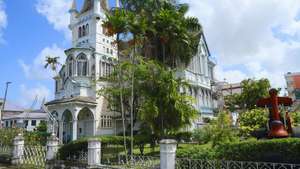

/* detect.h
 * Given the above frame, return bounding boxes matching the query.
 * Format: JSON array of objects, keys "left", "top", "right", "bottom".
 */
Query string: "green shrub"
[
  {"left": 177, "top": 138, "right": 300, "bottom": 163},
  {"left": 192, "top": 112, "right": 238, "bottom": 146},
  {"left": 59, "top": 136, "right": 131, "bottom": 160},
  {"left": 239, "top": 109, "right": 268, "bottom": 137},
  {"left": 177, "top": 144, "right": 216, "bottom": 160},
  {"left": 291, "top": 112, "right": 300, "bottom": 126},
  {"left": 0, "top": 128, "right": 49, "bottom": 146},
  {"left": 192, "top": 125, "right": 214, "bottom": 144},
  {"left": 217, "top": 138, "right": 300, "bottom": 163}
]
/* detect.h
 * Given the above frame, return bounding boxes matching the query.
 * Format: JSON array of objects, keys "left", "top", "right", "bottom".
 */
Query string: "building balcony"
[{"left": 176, "top": 70, "right": 211, "bottom": 89}]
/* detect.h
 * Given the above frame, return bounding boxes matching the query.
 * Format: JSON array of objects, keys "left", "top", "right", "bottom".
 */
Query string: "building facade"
[
  {"left": 45, "top": 0, "right": 216, "bottom": 143},
  {"left": 285, "top": 72, "right": 300, "bottom": 111},
  {"left": 2, "top": 109, "right": 47, "bottom": 131}
]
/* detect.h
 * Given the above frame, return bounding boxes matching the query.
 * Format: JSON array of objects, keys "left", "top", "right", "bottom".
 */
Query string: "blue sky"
[
  {"left": 1, "top": 0, "right": 300, "bottom": 108},
  {"left": 0, "top": 0, "right": 115, "bottom": 108}
]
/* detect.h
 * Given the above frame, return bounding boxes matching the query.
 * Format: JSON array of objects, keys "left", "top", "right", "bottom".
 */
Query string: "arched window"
[
  {"left": 86, "top": 24, "right": 89, "bottom": 35},
  {"left": 82, "top": 25, "right": 86, "bottom": 36},
  {"left": 68, "top": 56, "right": 74, "bottom": 76},
  {"left": 79, "top": 27, "right": 82, "bottom": 38},
  {"left": 77, "top": 54, "right": 88, "bottom": 76}
]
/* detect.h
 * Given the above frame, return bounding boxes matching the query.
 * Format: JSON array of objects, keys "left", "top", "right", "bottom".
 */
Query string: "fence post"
[
  {"left": 88, "top": 138, "right": 101, "bottom": 167},
  {"left": 46, "top": 133, "right": 59, "bottom": 161},
  {"left": 160, "top": 139, "right": 177, "bottom": 169},
  {"left": 12, "top": 133, "right": 24, "bottom": 165}
]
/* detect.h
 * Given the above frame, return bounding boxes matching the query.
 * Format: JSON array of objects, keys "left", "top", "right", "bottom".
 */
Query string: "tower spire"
[
  {"left": 70, "top": 0, "right": 77, "bottom": 12},
  {"left": 116, "top": 0, "right": 120, "bottom": 8}
]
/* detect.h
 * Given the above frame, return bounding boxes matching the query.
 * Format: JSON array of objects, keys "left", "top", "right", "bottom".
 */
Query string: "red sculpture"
[{"left": 256, "top": 89, "right": 293, "bottom": 138}]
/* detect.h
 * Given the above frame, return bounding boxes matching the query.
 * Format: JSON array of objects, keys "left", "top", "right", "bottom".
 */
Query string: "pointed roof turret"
[
  {"left": 69, "top": 0, "right": 78, "bottom": 12},
  {"left": 80, "top": 0, "right": 94, "bottom": 14},
  {"left": 116, "top": 0, "right": 120, "bottom": 8}
]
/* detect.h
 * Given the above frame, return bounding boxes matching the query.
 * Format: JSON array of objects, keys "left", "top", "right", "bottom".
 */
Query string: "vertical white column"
[
  {"left": 59, "top": 121, "right": 63, "bottom": 144},
  {"left": 72, "top": 120, "right": 78, "bottom": 141},
  {"left": 116, "top": 0, "right": 120, "bottom": 8},
  {"left": 160, "top": 139, "right": 177, "bottom": 169},
  {"left": 46, "top": 133, "right": 59, "bottom": 161},
  {"left": 94, "top": 0, "right": 101, "bottom": 15},
  {"left": 93, "top": 119, "right": 97, "bottom": 136},
  {"left": 88, "top": 138, "right": 101, "bottom": 167},
  {"left": 12, "top": 133, "right": 24, "bottom": 165}
]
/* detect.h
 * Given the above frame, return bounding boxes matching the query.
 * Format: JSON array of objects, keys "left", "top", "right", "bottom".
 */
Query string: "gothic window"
[
  {"left": 91, "top": 64, "right": 95, "bottom": 76},
  {"left": 78, "top": 27, "right": 82, "bottom": 38},
  {"left": 110, "top": 49, "right": 113, "bottom": 55},
  {"left": 82, "top": 25, "right": 86, "bottom": 36},
  {"left": 77, "top": 54, "right": 88, "bottom": 76},
  {"left": 68, "top": 56, "right": 74, "bottom": 76},
  {"left": 85, "top": 24, "right": 89, "bottom": 35},
  {"left": 106, "top": 48, "right": 109, "bottom": 54}
]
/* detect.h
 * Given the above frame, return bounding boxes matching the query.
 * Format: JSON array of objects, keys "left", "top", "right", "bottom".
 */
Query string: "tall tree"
[
  {"left": 103, "top": 8, "right": 129, "bottom": 156},
  {"left": 224, "top": 78, "right": 271, "bottom": 111},
  {"left": 99, "top": 58, "right": 198, "bottom": 138}
]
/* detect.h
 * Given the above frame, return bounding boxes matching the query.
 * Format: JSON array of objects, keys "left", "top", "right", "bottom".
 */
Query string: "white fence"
[{"left": 3, "top": 134, "right": 300, "bottom": 169}]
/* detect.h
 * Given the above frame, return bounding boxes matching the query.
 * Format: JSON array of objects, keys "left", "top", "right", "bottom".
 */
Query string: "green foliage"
[
  {"left": 177, "top": 138, "right": 300, "bottom": 163},
  {"left": 238, "top": 109, "right": 268, "bottom": 137},
  {"left": 176, "top": 144, "right": 216, "bottom": 160},
  {"left": 291, "top": 112, "right": 300, "bottom": 126},
  {"left": 59, "top": 136, "right": 131, "bottom": 160},
  {"left": 224, "top": 78, "right": 271, "bottom": 111},
  {"left": 36, "top": 121, "right": 47, "bottom": 132},
  {"left": 0, "top": 128, "right": 23, "bottom": 145},
  {"left": 0, "top": 128, "right": 49, "bottom": 146},
  {"left": 100, "top": 59, "right": 198, "bottom": 138},
  {"left": 217, "top": 138, "right": 300, "bottom": 163},
  {"left": 104, "top": 0, "right": 202, "bottom": 67},
  {"left": 224, "top": 94, "right": 241, "bottom": 112},
  {"left": 192, "top": 125, "right": 215, "bottom": 144},
  {"left": 192, "top": 112, "right": 238, "bottom": 147}
]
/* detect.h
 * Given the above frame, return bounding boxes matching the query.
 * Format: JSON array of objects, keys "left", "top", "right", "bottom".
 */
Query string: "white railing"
[{"left": 21, "top": 146, "right": 46, "bottom": 168}]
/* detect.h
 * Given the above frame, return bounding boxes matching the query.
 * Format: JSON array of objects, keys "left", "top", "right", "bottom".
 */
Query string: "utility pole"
[{"left": 1, "top": 82, "right": 12, "bottom": 128}]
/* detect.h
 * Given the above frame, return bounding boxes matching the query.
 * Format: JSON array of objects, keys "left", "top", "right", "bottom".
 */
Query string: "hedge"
[
  {"left": 59, "top": 136, "right": 131, "bottom": 160},
  {"left": 176, "top": 138, "right": 300, "bottom": 163},
  {"left": 217, "top": 138, "right": 300, "bottom": 163}
]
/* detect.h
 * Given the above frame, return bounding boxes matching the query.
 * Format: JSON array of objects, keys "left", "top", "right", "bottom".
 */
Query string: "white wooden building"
[{"left": 45, "top": 0, "right": 217, "bottom": 143}]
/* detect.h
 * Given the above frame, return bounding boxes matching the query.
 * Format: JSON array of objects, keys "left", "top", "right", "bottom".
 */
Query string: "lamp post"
[{"left": 1, "top": 82, "right": 12, "bottom": 128}]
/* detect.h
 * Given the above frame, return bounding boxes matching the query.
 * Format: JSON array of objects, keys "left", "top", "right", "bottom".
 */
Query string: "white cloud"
[
  {"left": 18, "top": 84, "right": 51, "bottom": 108},
  {"left": 19, "top": 44, "right": 66, "bottom": 80},
  {"left": 0, "top": 0, "right": 7, "bottom": 43},
  {"left": 183, "top": 0, "right": 300, "bottom": 89},
  {"left": 215, "top": 66, "right": 247, "bottom": 84},
  {"left": 36, "top": 0, "right": 72, "bottom": 40}
]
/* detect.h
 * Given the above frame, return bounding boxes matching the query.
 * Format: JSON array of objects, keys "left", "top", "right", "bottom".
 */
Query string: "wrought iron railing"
[
  {"left": 66, "top": 150, "right": 88, "bottom": 164},
  {"left": 176, "top": 158, "right": 300, "bottom": 169}
]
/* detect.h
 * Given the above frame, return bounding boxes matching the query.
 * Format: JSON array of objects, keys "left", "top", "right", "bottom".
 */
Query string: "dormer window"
[{"left": 77, "top": 53, "right": 88, "bottom": 76}]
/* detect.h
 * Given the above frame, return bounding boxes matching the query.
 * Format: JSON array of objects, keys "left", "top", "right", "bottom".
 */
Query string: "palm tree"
[
  {"left": 103, "top": 7, "right": 129, "bottom": 158},
  {"left": 44, "top": 56, "right": 61, "bottom": 73}
]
